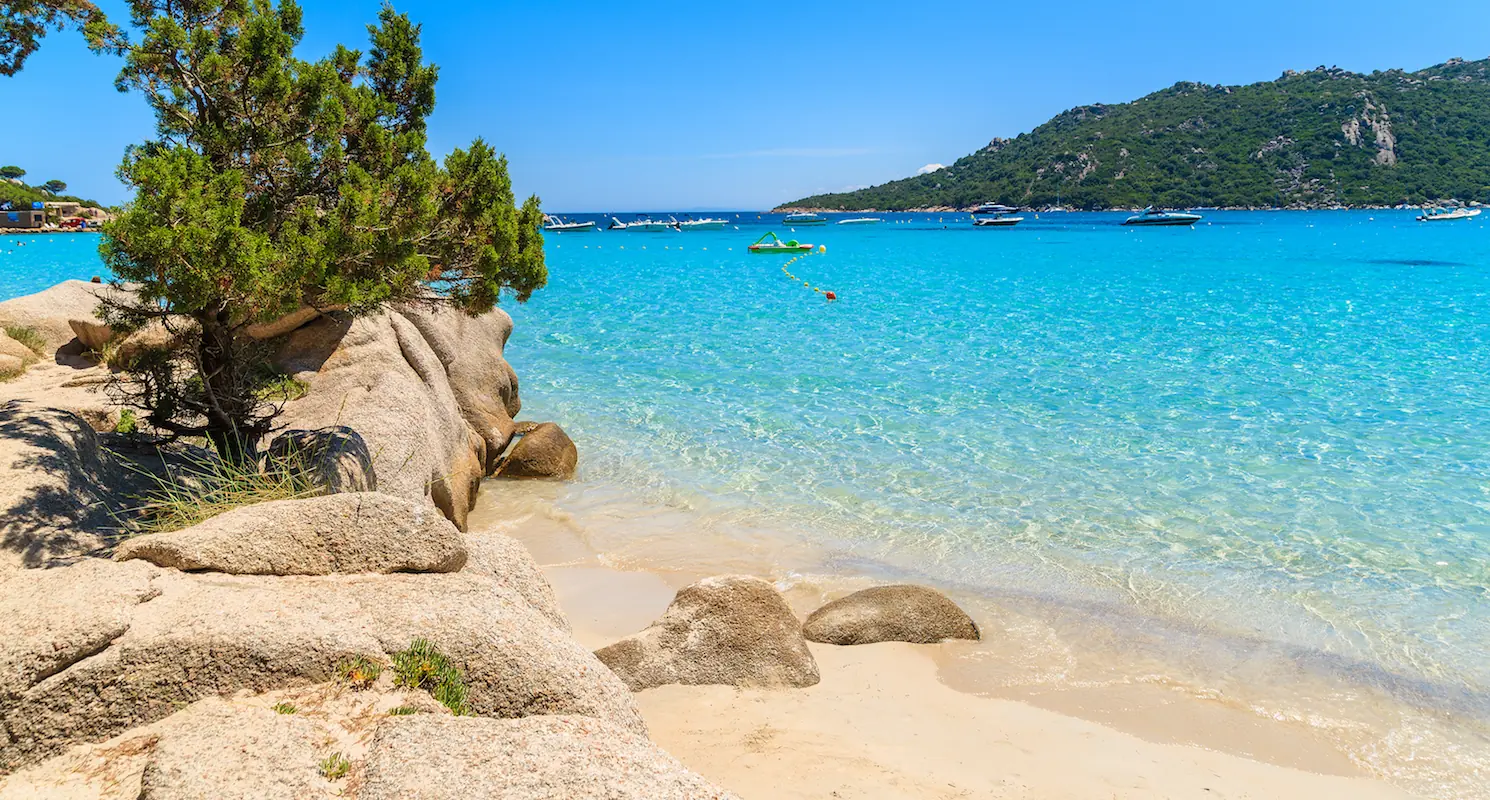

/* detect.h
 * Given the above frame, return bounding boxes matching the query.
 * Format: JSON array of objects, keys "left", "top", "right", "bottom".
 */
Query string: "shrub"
[
  {"left": 3, "top": 325, "right": 46, "bottom": 356},
  {"left": 391, "top": 639, "right": 469, "bottom": 716},
  {"left": 318, "top": 752, "right": 351, "bottom": 780},
  {"left": 114, "top": 409, "right": 138, "bottom": 434},
  {"left": 335, "top": 655, "right": 383, "bottom": 690}
]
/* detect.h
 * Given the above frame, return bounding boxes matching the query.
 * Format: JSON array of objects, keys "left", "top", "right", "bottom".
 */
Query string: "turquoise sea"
[{"left": 4, "top": 213, "right": 1489, "bottom": 794}]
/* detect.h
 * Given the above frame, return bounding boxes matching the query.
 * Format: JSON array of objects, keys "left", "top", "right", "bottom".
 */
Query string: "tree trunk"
[{"left": 196, "top": 306, "right": 258, "bottom": 464}]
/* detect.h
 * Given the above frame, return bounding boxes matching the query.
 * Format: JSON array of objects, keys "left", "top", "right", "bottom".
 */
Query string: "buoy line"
[{"left": 780, "top": 246, "right": 837, "bottom": 301}]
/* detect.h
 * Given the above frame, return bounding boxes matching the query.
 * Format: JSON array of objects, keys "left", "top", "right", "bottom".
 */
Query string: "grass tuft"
[
  {"left": 335, "top": 655, "right": 383, "bottom": 690},
  {"left": 387, "top": 705, "right": 419, "bottom": 716},
  {"left": 318, "top": 752, "right": 351, "bottom": 780},
  {"left": 272, "top": 701, "right": 297, "bottom": 715},
  {"left": 121, "top": 450, "right": 319, "bottom": 535},
  {"left": 391, "top": 638, "right": 469, "bottom": 716},
  {"left": 3, "top": 325, "right": 46, "bottom": 356}
]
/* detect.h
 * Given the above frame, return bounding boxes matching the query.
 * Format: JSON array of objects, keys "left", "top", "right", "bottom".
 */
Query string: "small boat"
[
  {"left": 972, "top": 202, "right": 1020, "bottom": 215},
  {"left": 677, "top": 215, "right": 729, "bottom": 231},
  {"left": 783, "top": 212, "right": 827, "bottom": 226},
  {"left": 837, "top": 217, "right": 882, "bottom": 225},
  {"left": 1123, "top": 206, "right": 1203, "bottom": 226},
  {"left": 973, "top": 215, "right": 1023, "bottom": 227},
  {"left": 749, "top": 232, "right": 813, "bottom": 253},
  {"left": 543, "top": 215, "right": 595, "bottom": 232},
  {"left": 1417, "top": 207, "right": 1482, "bottom": 222},
  {"left": 609, "top": 215, "right": 679, "bottom": 232}
]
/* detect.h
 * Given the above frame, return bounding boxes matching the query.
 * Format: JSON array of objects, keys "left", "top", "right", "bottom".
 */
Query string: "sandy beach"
[{"left": 473, "top": 485, "right": 1420, "bottom": 800}]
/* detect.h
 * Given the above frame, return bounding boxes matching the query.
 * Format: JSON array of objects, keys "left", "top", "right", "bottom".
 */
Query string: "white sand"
[{"left": 541, "top": 563, "right": 1418, "bottom": 800}]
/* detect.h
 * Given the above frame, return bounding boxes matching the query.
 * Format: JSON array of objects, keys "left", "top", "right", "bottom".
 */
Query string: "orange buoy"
[{"left": 825, "top": 291, "right": 837, "bottom": 301}]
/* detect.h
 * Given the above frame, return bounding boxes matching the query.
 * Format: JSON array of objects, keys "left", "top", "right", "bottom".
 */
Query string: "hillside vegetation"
[{"left": 783, "top": 58, "right": 1490, "bottom": 210}]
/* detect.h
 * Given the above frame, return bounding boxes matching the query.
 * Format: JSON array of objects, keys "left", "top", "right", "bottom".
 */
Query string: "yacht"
[
  {"left": 837, "top": 217, "right": 882, "bottom": 225},
  {"left": 542, "top": 215, "right": 595, "bottom": 232},
  {"left": 609, "top": 215, "right": 679, "bottom": 232},
  {"left": 1417, "top": 207, "right": 1482, "bottom": 222},
  {"left": 972, "top": 202, "right": 1023, "bottom": 226},
  {"left": 677, "top": 216, "right": 729, "bottom": 230},
  {"left": 783, "top": 212, "right": 827, "bottom": 226},
  {"left": 1123, "top": 206, "right": 1203, "bottom": 226}
]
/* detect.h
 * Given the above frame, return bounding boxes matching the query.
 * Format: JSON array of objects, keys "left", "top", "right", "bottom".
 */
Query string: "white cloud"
[{"left": 917, "top": 163, "right": 946, "bottom": 175}]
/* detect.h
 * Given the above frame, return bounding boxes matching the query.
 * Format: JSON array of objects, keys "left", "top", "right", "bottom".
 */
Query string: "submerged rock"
[
  {"left": 497, "top": 422, "right": 577, "bottom": 480},
  {"left": 358, "top": 714, "right": 736, "bottom": 800},
  {"left": 802, "top": 584, "right": 980, "bottom": 645},
  {"left": 113, "top": 492, "right": 467, "bottom": 576},
  {"left": 595, "top": 575, "right": 819, "bottom": 691}
]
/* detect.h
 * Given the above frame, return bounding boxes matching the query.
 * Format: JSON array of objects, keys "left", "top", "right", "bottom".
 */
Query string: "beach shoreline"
[{"left": 468, "top": 479, "right": 1436, "bottom": 799}]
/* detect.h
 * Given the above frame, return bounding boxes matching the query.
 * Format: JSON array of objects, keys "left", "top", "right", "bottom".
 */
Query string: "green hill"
[{"left": 781, "top": 58, "right": 1490, "bottom": 211}]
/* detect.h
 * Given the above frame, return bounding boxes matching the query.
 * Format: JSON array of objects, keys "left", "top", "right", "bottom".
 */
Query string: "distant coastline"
[{"left": 771, "top": 204, "right": 1464, "bottom": 213}]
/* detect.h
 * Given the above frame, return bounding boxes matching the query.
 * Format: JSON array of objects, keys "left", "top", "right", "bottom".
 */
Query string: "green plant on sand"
[
  {"left": 317, "top": 752, "right": 351, "bottom": 780},
  {"left": 387, "top": 705, "right": 419, "bottom": 716},
  {"left": 271, "top": 701, "right": 297, "bottom": 715},
  {"left": 113, "top": 409, "right": 138, "bottom": 434},
  {"left": 391, "top": 638, "right": 469, "bottom": 716},
  {"left": 335, "top": 655, "right": 383, "bottom": 690}
]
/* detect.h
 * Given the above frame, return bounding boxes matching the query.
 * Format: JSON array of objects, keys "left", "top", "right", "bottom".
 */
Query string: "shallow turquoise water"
[{"left": 5, "top": 213, "right": 1489, "bottom": 790}]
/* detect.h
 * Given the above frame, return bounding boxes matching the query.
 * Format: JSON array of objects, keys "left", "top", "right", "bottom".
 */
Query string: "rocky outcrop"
[
  {"left": 400, "top": 305, "right": 523, "bottom": 472},
  {"left": 0, "top": 553, "right": 642, "bottom": 772},
  {"left": 802, "top": 585, "right": 981, "bottom": 645},
  {"left": 67, "top": 318, "right": 114, "bottom": 351},
  {"left": 0, "top": 402, "right": 118, "bottom": 569},
  {"left": 0, "top": 331, "right": 37, "bottom": 371},
  {"left": 272, "top": 306, "right": 522, "bottom": 529},
  {"left": 497, "top": 422, "right": 578, "bottom": 480},
  {"left": 358, "top": 715, "right": 735, "bottom": 800},
  {"left": 595, "top": 575, "right": 819, "bottom": 691},
  {"left": 113, "top": 492, "right": 468, "bottom": 576},
  {"left": 264, "top": 426, "right": 377, "bottom": 495},
  {"left": 137, "top": 700, "right": 331, "bottom": 800},
  {"left": 462, "top": 531, "right": 568, "bottom": 630},
  {"left": 0, "top": 279, "right": 123, "bottom": 351}
]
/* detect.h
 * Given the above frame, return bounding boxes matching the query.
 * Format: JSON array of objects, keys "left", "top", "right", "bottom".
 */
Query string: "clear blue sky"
[{"left": 3, "top": 1, "right": 1488, "bottom": 211}]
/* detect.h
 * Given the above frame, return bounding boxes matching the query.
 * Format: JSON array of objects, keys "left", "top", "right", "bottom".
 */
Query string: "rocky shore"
[{"left": 0, "top": 280, "right": 993, "bottom": 799}]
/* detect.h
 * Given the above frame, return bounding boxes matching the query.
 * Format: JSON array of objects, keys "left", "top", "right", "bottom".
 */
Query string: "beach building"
[{"left": 0, "top": 203, "right": 45, "bottom": 229}]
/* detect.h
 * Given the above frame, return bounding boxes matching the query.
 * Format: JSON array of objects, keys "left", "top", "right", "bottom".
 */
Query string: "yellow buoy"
[{"left": 818, "top": 245, "right": 826, "bottom": 254}]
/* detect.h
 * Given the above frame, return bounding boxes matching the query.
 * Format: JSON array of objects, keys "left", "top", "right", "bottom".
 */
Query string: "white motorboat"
[
  {"left": 609, "top": 216, "right": 679, "bottom": 232},
  {"left": 677, "top": 216, "right": 729, "bottom": 230},
  {"left": 1417, "top": 207, "right": 1482, "bottom": 222},
  {"left": 973, "top": 215, "right": 1023, "bottom": 227},
  {"left": 543, "top": 215, "right": 595, "bottom": 232},
  {"left": 837, "top": 217, "right": 882, "bottom": 225},
  {"left": 972, "top": 201, "right": 1023, "bottom": 226},
  {"left": 1123, "top": 206, "right": 1203, "bottom": 226},
  {"left": 783, "top": 212, "right": 827, "bottom": 226}
]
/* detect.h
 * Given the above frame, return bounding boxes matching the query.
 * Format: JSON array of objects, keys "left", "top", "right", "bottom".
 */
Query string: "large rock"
[
  {"left": 401, "top": 305, "right": 522, "bottom": 472},
  {"left": 273, "top": 310, "right": 500, "bottom": 529},
  {"left": 802, "top": 585, "right": 981, "bottom": 645},
  {"left": 462, "top": 531, "right": 568, "bottom": 630},
  {"left": 0, "top": 559, "right": 161, "bottom": 709},
  {"left": 0, "top": 555, "right": 642, "bottom": 771},
  {"left": 137, "top": 699, "right": 330, "bottom": 800},
  {"left": 0, "top": 280, "right": 123, "bottom": 351},
  {"left": 0, "top": 331, "right": 36, "bottom": 365},
  {"left": 358, "top": 715, "right": 736, "bottom": 800},
  {"left": 264, "top": 426, "right": 376, "bottom": 495},
  {"left": 0, "top": 402, "right": 119, "bottom": 569},
  {"left": 595, "top": 575, "right": 819, "bottom": 691},
  {"left": 497, "top": 422, "right": 578, "bottom": 480},
  {"left": 67, "top": 318, "right": 114, "bottom": 351},
  {"left": 113, "top": 492, "right": 467, "bottom": 576}
]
